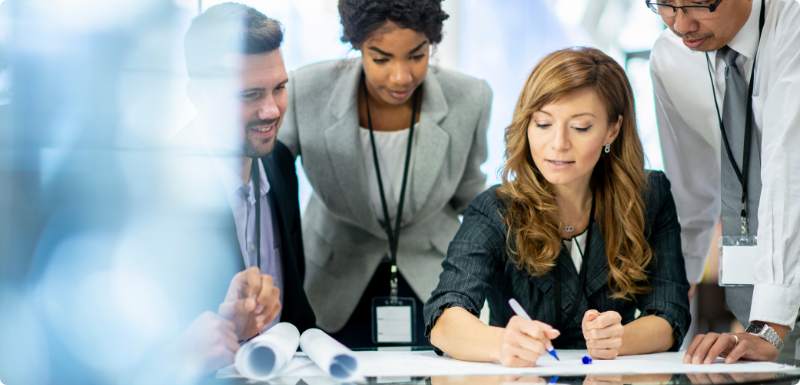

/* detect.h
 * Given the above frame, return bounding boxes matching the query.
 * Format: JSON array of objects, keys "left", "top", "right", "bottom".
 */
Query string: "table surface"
[{"left": 209, "top": 350, "right": 800, "bottom": 385}]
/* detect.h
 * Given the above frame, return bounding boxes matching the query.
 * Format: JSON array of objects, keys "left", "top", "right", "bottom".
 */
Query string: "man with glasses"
[{"left": 648, "top": 0, "right": 800, "bottom": 364}]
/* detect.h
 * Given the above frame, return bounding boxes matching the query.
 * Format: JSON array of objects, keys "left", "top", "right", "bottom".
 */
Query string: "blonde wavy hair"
[{"left": 497, "top": 47, "right": 652, "bottom": 300}]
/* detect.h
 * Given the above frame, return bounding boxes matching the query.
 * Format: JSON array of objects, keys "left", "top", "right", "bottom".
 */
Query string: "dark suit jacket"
[
  {"left": 424, "top": 171, "right": 691, "bottom": 350},
  {"left": 170, "top": 124, "right": 315, "bottom": 332}
]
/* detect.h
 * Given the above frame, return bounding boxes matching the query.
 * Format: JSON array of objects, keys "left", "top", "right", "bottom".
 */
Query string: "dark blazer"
[
  {"left": 170, "top": 123, "right": 315, "bottom": 332},
  {"left": 424, "top": 171, "right": 691, "bottom": 350}
]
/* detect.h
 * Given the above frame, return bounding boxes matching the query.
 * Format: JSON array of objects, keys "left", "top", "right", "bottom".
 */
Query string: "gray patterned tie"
[
  {"left": 718, "top": 45, "right": 761, "bottom": 238},
  {"left": 718, "top": 46, "right": 762, "bottom": 327}
]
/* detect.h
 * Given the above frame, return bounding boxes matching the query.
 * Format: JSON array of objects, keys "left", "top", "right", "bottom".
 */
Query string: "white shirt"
[
  {"left": 563, "top": 230, "right": 588, "bottom": 274},
  {"left": 197, "top": 124, "right": 284, "bottom": 330},
  {"left": 651, "top": 0, "right": 800, "bottom": 328},
  {"left": 360, "top": 124, "right": 419, "bottom": 222}
]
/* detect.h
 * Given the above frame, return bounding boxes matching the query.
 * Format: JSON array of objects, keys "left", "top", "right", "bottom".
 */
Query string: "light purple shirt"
[{"left": 200, "top": 140, "right": 285, "bottom": 331}]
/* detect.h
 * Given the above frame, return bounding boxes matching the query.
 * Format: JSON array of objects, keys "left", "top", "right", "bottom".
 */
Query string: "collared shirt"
[
  {"left": 651, "top": 0, "right": 800, "bottom": 328},
  {"left": 563, "top": 230, "right": 588, "bottom": 274},
  {"left": 197, "top": 124, "right": 284, "bottom": 331}
]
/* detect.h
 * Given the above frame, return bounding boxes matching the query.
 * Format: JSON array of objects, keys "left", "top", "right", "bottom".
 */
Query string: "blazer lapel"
[
  {"left": 323, "top": 62, "right": 384, "bottom": 235},
  {"left": 531, "top": 223, "right": 608, "bottom": 327},
  {"left": 584, "top": 222, "right": 610, "bottom": 298},
  {"left": 559, "top": 222, "right": 610, "bottom": 322},
  {"left": 262, "top": 157, "right": 291, "bottom": 256},
  {"left": 262, "top": 155, "right": 306, "bottom": 324},
  {"left": 405, "top": 71, "right": 450, "bottom": 223}
]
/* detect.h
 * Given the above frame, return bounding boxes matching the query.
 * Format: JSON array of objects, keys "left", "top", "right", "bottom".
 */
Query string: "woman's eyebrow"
[
  {"left": 408, "top": 41, "right": 429, "bottom": 54},
  {"left": 535, "top": 110, "right": 596, "bottom": 118}
]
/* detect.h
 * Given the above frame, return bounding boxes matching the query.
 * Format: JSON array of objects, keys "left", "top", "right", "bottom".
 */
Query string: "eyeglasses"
[{"left": 645, "top": 0, "right": 724, "bottom": 19}]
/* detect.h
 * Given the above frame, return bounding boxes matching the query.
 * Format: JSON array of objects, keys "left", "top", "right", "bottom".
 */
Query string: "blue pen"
[{"left": 508, "top": 298, "right": 560, "bottom": 361}]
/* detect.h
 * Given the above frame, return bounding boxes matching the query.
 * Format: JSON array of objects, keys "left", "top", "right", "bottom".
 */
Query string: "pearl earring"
[{"left": 604, "top": 144, "right": 611, "bottom": 153}]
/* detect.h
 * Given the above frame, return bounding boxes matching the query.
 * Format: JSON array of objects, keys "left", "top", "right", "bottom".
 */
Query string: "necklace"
[{"left": 562, "top": 201, "right": 591, "bottom": 233}]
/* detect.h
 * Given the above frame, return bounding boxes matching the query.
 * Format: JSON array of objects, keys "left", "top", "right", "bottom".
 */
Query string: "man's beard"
[{"left": 243, "top": 118, "right": 279, "bottom": 158}]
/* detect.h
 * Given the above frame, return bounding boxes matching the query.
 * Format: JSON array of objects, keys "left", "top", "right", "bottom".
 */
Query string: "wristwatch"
[{"left": 745, "top": 321, "right": 784, "bottom": 353}]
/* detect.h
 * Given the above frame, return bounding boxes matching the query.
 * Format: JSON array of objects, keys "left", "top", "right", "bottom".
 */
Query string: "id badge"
[
  {"left": 719, "top": 235, "right": 757, "bottom": 286},
  {"left": 371, "top": 296, "right": 416, "bottom": 345}
]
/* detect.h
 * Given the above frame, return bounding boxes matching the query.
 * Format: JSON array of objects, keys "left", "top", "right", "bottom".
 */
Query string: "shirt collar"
[
  {"left": 727, "top": 0, "right": 762, "bottom": 60},
  {"left": 195, "top": 120, "right": 271, "bottom": 199}
]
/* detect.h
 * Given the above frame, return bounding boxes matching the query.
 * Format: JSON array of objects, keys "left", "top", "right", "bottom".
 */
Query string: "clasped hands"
[
  {"left": 219, "top": 266, "right": 282, "bottom": 340},
  {"left": 165, "top": 267, "right": 282, "bottom": 377},
  {"left": 497, "top": 309, "right": 623, "bottom": 367}
]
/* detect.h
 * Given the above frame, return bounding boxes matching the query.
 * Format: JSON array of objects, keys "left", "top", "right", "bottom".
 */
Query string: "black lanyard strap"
[
  {"left": 704, "top": 0, "right": 765, "bottom": 235},
  {"left": 361, "top": 71, "right": 420, "bottom": 300},
  {"left": 554, "top": 195, "right": 595, "bottom": 330},
  {"left": 252, "top": 157, "right": 261, "bottom": 270}
]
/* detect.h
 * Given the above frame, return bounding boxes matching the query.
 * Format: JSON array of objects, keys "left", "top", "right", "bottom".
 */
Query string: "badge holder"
[
  {"left": 371, "top": 265, "right": 417, "bottom": 344},
  {"left": 719, "top": 235, "right": 757, "bottom": 286},
  {"left": 371, "top": 300, "right": 417, "bottom": 344}
]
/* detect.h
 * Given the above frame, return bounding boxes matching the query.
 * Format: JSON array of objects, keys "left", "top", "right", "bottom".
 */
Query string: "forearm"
[
  {"left": 430, "top": 307, "right": 503, "bottom": 362},
  {"left": 618, "top": 315, "right": 674, "bottom": 355}
]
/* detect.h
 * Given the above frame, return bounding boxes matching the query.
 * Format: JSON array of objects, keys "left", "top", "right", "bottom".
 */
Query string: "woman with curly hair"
[
  {"left": 424, "top": 47, "right": 690, "bottom": 365},
  {"left": 278, "top": 0, "right": 492, "bottom": 348}
]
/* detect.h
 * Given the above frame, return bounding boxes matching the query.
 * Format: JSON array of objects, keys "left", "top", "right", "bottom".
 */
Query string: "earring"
[{"left": 604, "top": 143, "right": 611, "bottom": 153}]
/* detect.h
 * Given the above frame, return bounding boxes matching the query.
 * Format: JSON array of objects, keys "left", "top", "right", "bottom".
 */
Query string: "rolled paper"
[
  {"left": 235, "top": 322, "right": 300, "bottom": 380},
  {"left": 300, "top": 328, "right": 360, "bottom": 382}
]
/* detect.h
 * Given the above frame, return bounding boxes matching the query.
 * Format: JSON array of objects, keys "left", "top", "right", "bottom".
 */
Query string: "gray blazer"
[{"left": 278, "top": 58, "right": 492, "bottom": 332}]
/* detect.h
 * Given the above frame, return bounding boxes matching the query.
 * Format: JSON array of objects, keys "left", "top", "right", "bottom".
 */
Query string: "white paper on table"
[
  {"left": 300, "top": 328, "right": 361, "bottom": 382},
  {"left": 233, "top": 322, "right": 300, "bottom": 380},
  {"left": 351, "top": 350, "right": 800, "bottom": 377}
]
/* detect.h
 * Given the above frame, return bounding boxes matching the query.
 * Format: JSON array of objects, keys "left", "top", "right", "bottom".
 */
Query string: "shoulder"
[
  {"left": 650, "top": 29, "right": 684, "bottom": 75},
  {"left": 267, "top": 140, "right": 298, "bottom": 181},
  {"left": 291, "top": 58, "right": 357, "bottom": 90},
  {"left": 769, "top": 0, "right": 800, "bottom": 38},
  {"left": 288, "top": 58, "right": 359, "bottom": 112},
  {"left": 293, "top": 58, "right": 354, "bottom": 79},
  {"left": 769, "top": 0, "right": 800, "bottom": 16},
  {"left": 429, "top": 66, "right": 492, "bottom": 107},
  {"left": 466, "top": 185, "right": 507, "bottom": 220},
  {"left": 642, "top": 170, "right": 674, "bottom": 215},
  {"left": 271, "top": 140, "right": 295, "bottom": 166}
]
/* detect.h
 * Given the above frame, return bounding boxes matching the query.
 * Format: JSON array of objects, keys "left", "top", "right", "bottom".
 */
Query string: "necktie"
[{"left": 718, "top": 45, "right": 761, "bottom": 236}]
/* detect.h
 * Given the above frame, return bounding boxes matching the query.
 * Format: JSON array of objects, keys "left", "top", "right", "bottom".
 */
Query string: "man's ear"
[{"left": 186, "top": 79, "right": 203, "bottom": 108}]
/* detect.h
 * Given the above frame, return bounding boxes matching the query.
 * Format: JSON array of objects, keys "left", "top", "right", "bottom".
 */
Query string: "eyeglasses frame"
[{"left": 644, "top": 0, "right": 724, "bottom": 17}]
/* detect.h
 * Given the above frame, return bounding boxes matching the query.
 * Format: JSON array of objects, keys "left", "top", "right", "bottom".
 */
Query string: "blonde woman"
[{"left": 424, "top": 47, "right": 690, "bottom": 366}]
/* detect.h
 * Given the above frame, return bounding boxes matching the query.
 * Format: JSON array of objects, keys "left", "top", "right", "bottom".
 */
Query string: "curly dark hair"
[{"left": 338, "top": 0, "right": 449, "bottom": 48}]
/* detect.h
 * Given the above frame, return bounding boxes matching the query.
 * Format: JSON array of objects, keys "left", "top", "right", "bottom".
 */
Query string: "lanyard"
[
  {"left": 554, "top": 195, "right": 595, "bottom": 329},
  {"left": 704, "top": 0, "right": 765, "bottom": 236},
  {"left": 361, "top": 72, "right": 420, "bottom": 300},
  {"left": 252, "top": 157, "right": 262, "bottom": 270}
]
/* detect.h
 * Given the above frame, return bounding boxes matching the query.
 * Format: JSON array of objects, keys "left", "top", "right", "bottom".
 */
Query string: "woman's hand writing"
[{"left": 496, "top": 316, "right": 560, "bottom": 367}]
